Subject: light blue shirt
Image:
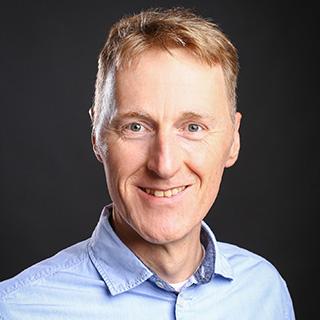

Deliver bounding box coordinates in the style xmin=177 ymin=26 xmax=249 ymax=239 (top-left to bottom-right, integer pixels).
xmin=0 ymin=205 xmax=295 ymax=319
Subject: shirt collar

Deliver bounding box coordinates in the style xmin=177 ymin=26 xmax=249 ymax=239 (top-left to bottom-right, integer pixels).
xmin=201 ymin=221 xmax=234 ymax=280
xmin=88 ymin=204 xmax=153 ymax=295
xmin=88 ymin=204 xmax=233 ymax=296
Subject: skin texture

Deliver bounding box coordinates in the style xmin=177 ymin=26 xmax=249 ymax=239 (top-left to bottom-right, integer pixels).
xmin=93 ymin=48 xmax=241 ymax=282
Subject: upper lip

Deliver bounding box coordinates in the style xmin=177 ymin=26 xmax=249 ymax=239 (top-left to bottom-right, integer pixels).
xmin=138 ymin=185 xmax=190 ymax=191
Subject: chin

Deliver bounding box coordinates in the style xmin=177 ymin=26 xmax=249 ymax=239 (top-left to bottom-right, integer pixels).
xmin=140 ymin=233 xmax=181 ymax=245
xmin=136 ymin=222 xmax=194 ymax=245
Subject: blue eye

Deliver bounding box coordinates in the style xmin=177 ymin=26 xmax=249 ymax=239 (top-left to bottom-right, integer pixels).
xmin=129 ymin=122 xmax=142 ymax=132
xmin=188 ymin=123 xmax=201 ymax=132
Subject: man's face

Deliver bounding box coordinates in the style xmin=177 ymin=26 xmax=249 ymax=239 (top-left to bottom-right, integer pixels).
xmin=94 ymin=48 xmax=241 ymax=245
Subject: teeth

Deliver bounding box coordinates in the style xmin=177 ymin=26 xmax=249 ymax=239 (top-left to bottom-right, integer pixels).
xmin=154 ymin=190 xmax=164 ymax=197
xmin=164 ymin=190 xmax=172 ymax=197
xmin=144 ymin=186 xmax=186 ymax=197
xmin=171 ymin=188 xmax=179 ymax=196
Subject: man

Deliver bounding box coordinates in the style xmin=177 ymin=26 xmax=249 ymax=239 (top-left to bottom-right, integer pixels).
xmin=0 ymin=8 xmax=295 ymax=319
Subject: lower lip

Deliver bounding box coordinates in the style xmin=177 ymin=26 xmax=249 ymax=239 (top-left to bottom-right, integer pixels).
xmin=137 ymin=186 xmax=190 ymax=204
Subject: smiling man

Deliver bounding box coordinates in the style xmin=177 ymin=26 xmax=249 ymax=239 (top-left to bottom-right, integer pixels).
xmin=0 ymin=8 xmax=295 ymax=319
xmin=93 ymin=47 xmax=241 ymax=285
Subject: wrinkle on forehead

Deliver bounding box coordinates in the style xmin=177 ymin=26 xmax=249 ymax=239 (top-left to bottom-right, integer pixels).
xmin=114 ymin=49 xmax=230 ymax=117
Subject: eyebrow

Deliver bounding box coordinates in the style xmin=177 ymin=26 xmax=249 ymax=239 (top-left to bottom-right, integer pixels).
xmin=110 ymin=111 xmax=157 ymax=128
xmin=110 ymin=110 xmax=215 ymax=127
xmin=178 ymin=111 xmax=215 ymax=121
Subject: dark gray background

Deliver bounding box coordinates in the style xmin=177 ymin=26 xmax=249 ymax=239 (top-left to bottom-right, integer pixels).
xmin=1 ymin=0 xmax=318 ymax=318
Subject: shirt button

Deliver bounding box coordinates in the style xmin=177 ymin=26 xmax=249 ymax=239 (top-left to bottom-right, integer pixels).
xmin=177 ymin=298 xmax=186 ymax=308
xmin=156 ymin=281 xmax=164 ymax=288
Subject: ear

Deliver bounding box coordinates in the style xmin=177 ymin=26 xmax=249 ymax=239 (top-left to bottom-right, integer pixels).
xmin=88 ymin=107 xmax=94 ymax=122
xmin=89 ymin=107 xmax=103 ymax=162
xmin=225 ymin=112 xmax=242 ymax=168
xmin=91 ymin=132 xmax=103 ymax=163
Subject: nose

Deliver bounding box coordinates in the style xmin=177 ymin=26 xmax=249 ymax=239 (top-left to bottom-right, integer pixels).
xmin=147 ymin=132 xmax=181 ymax=179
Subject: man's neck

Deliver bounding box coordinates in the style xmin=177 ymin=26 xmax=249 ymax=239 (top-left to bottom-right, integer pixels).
xmin=134 ymin=234 xmax=204 ymax=283
xmin=111 ymin=214 xmax=204 ymax=284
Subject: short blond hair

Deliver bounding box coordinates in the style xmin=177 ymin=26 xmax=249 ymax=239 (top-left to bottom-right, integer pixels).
xmin=90 ymin=7 xmax=239 ymax=134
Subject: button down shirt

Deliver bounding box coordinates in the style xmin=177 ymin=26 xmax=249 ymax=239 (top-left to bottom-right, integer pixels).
xmin=0 ymin=205 xmax=295 ymax=319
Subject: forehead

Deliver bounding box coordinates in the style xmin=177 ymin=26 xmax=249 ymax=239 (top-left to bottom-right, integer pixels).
xmin=113 ymin=48 xmax=230 ymax=118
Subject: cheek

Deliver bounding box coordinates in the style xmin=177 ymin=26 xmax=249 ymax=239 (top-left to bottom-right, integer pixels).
xmin=104 ymin=139 xmax=148 ymax=186
xmin=181 ymin=137 xmax=230 ymax=178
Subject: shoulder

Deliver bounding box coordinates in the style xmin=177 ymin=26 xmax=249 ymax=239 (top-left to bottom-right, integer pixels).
xmin=219 ymin=241 xmax=271 ymax=264
xmin=0 ymin=239 xmax=90 ymax=301
xmin=216 ymin=241 xmax=295 ymax=318
xmin=0 ymin=238 xmax=115 ymax=319
xmin=218 ymin=241 xmax=282 ymax=279
xmin=203 ymin=221 xmax=291 ymax=295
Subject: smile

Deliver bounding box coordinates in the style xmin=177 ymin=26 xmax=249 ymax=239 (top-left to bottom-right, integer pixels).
xmin=141 ymin=186 xmax=187 ymax=198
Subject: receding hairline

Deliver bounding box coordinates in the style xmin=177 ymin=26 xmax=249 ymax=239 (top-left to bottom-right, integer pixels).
xmin=113 ymin=45 xmax=223 ymax=73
